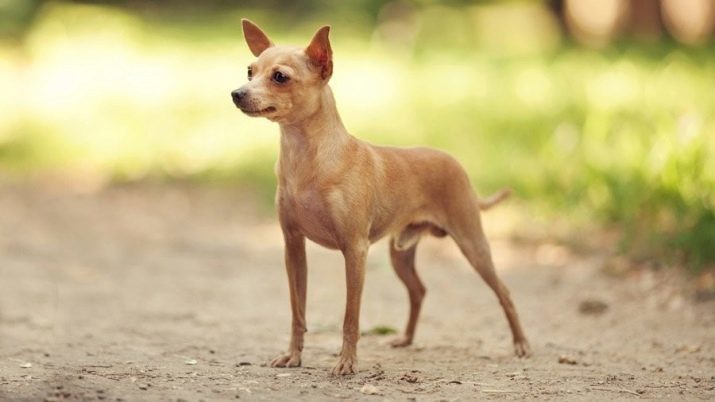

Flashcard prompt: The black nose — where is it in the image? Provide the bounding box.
[231,89,246,104]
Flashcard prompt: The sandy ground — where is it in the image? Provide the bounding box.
[0,182,713,401]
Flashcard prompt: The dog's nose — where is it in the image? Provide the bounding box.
[231,89,247,103]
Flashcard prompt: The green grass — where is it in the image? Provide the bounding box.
[0,3,713,270]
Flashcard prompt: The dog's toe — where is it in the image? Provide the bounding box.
[331,355,357,376]
[270,352,301,368]
[389,336,412,348]
[514,340,532,358]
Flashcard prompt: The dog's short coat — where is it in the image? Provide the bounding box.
[231,20,531,375]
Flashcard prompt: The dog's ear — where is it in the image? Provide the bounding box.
[242,19,274,57]
[305,26,333,80]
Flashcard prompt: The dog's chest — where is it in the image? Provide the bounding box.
[279,185,340,248]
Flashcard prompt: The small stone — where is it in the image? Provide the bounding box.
[558,355,578,365]
[185,359,198,365]
[400,374,419,383]
[360,384,381,395]
[578,299,609,315]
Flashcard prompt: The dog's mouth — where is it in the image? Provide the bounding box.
[240,106,276,116]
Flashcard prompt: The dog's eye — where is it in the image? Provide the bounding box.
[247,66,253,80]
[273,71,289,84]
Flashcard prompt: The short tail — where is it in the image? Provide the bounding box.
[478,188,512,211]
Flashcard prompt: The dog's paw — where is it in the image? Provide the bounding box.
[514,339,532,358]
[330,355,357,376]
[270,352,301,368]
[389,335,413,348]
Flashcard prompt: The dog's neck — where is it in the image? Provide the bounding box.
[277,85,351,185]
[279,85,347,141]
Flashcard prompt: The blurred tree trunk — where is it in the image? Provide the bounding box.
[629,0,663,41]
[553,0,714,45]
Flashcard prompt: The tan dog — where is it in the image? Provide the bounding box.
[231,19,531,375]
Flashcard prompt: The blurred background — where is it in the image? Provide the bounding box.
[0,0,713,271]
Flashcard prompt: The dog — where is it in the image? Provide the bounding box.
[231,19,531,375]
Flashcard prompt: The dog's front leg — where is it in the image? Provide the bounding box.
[271,230,307,368]
[332,241,368,375]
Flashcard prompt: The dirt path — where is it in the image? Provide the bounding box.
[1,183,713,401]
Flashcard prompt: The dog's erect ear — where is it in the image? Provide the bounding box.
[242,19,274,57]
[305,26,333,80]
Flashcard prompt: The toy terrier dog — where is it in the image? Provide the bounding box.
[231,19,530,375]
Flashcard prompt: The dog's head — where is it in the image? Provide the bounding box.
[231,19,333,124]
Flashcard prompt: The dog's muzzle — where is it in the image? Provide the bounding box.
[230,89,276,116]
[231,89,247,108]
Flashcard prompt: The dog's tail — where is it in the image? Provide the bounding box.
[477,188,512,211]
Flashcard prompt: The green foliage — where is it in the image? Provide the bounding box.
[0,3,713,270]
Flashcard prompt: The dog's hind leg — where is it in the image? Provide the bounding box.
[388,237,426,347]
[447,199,531,357]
